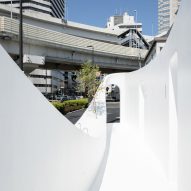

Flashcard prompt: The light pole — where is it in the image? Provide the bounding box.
[134,10,141,68]
[46,69,48,95]
[11,0,13,19]
[139,50,142,69]
[19,0,23,71]
[87,45,94,65]
[134,10,138,49]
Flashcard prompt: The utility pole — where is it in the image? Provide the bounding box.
[19,0,23,71]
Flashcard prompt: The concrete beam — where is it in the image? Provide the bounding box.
[0,38,142,72]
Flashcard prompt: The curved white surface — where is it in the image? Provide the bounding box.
[78,0,191,190]
[0,0,191,190]
[0,43,107,190]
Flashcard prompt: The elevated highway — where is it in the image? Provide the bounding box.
[0,12,148,73]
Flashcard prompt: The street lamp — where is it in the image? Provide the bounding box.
[19,0,23,71]
[134,10,138,49]
[134,9,141,67]
[87,45,94,65]
[138,50,142,69]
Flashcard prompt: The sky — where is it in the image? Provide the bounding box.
[67,0,158,36]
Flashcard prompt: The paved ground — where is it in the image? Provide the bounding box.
[65,102,120,124]
[65,109,86,124]
[106,102,120,123]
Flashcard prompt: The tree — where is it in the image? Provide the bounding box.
[76,61,101,103]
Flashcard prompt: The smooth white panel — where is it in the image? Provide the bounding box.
[0,0,191,190]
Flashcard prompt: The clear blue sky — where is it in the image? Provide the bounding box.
[67,0,158,35]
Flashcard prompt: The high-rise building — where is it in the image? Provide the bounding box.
[50,0,65,19]
[0,0,65,19]
[158,0,181,34]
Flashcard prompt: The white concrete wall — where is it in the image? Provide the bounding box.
[0,44,106,191]
[77,0,191,190]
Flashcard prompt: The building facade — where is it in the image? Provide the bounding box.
[106,12,150,50]
[29,69,65,96]
[158,0,181,34]
[144,32,168,65]
[50,0,65,19]
[0,0,65,19]
[107,12,142,33]
[28,69,77,96]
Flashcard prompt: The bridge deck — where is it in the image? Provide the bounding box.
[0,16,147,60]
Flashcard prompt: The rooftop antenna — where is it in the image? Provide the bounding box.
[119,8,122,15]
[152,22,154,36]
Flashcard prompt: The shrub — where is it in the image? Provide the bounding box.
[52,99,88,115]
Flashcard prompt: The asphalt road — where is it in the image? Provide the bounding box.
[65,102,120,124]
[106,102,120,123]
[65,108,86,124]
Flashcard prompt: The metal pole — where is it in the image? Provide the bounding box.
[139,49,141,69]
[19,0,23,71]
[11,0,13,19]
[46,69,48,95]
[152,22,154,36]
[134,10,137,48]
[87,45,94,65]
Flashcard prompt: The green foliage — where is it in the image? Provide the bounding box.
[76,61,101,101]
[52,99,88,115]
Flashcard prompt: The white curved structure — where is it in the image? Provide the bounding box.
[0,0,191,191]
[0,42,106,191]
